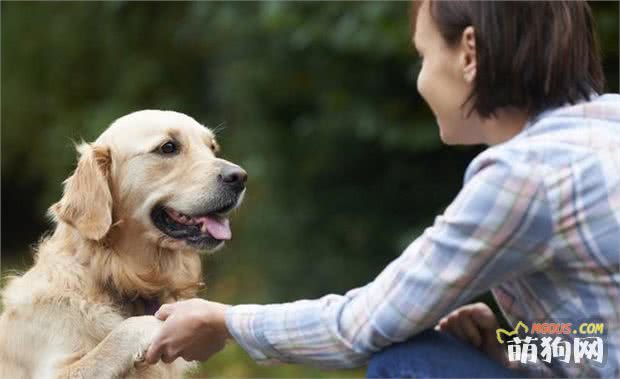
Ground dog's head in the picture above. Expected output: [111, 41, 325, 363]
[51, 110, 246, 253]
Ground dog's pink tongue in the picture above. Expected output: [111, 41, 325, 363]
[199, 216, 231, 240]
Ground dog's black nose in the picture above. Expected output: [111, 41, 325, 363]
[218, 166, 247, 191]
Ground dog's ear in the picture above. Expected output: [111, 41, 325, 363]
[51, 143, 113, 241]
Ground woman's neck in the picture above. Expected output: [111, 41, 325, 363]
[480, 108, 530, 146]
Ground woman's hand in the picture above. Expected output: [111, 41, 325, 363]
[435, 302, 509, 366]
[144, 298, 231, 364]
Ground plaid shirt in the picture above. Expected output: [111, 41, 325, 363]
[226, 94, 620, 378]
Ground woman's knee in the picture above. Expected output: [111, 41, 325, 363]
[366, 329, 523, 379]
[366, 329, 442, 378]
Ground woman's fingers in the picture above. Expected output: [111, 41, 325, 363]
[471, 303, 500, 330]
[457, 312, 483, 347]
[442, 310, 482, 348]
[155, 303, 175, 321]
[436, 303, 499, 348]
[435, 303, 510, 367]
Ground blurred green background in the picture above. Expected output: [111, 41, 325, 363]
[1, 1, 618, 378]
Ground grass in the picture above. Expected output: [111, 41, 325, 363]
[190, 344, 364, 378]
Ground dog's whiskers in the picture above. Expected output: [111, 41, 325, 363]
[209, 122, 227, 136]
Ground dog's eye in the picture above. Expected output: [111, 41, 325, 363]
[158, 141, 179, 155]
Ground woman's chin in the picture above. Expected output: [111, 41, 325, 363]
[438, 125, 481, 146]
[438, 126, 458, 145]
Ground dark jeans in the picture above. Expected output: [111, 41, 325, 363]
[366, 329, 527, 378]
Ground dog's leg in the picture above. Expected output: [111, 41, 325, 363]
[54, 316, 162, 379]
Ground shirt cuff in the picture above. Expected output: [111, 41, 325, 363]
[225, 304, 286, 365]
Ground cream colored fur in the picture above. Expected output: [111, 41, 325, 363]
[0, 110, 242, 378]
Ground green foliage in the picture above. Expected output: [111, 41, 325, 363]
[1, 2, 618, 376]
[190, 343, 365, 378]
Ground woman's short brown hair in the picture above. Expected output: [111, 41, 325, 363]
[410, 0, 605, 118]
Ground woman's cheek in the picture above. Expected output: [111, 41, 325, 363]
[416, 65, 430, 105]
[416, 65, 424, 95]
[417, 65, 437, 115]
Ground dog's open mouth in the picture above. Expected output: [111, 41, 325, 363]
[151, 204, 233, 250]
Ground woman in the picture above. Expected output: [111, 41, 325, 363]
[145, 1, 619, 378]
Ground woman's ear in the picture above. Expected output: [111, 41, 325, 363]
[51, 143, 113, 241]
[460, 26, 477, 83]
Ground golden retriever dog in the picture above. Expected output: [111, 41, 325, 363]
[0, 110, 246, 378]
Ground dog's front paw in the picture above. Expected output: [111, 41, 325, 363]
[134, 349, 146, 363]
[118, 315, 163, 361]
[133, 350, 151, 372]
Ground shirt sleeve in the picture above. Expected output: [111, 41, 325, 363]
[225, 152, 555, 369]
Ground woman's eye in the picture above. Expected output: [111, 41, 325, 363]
[159, 141, 179, 155]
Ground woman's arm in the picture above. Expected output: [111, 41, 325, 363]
[145, 151, 555, 368]
[225, 153, 555, 368]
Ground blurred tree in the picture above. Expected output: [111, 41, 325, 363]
[2, 1, 617, 377]
[1, 0, 617, 307]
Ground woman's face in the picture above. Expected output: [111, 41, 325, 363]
[414, 1, 483, 145]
